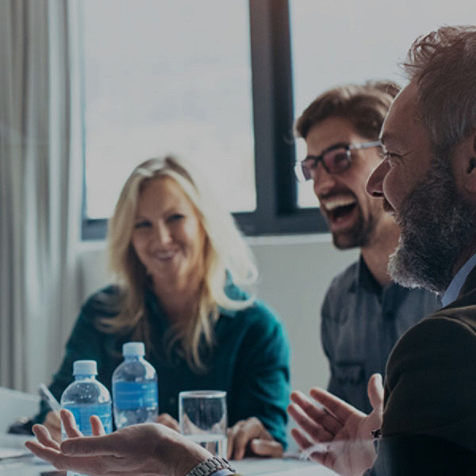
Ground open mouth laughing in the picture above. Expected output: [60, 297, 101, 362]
[321, 195, 358, 229]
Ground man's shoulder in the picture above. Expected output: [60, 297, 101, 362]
[326, 259, 360, 293]
[430, 291, 476, 331]
[383, 310, 476, 452]
[389, 308, 476, 358]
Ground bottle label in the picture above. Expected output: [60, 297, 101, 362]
[113, 381, 158, 410]
[63, 403, 112, 435]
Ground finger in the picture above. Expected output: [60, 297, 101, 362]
[45, 411, 62, 430]
[32, 425, 61, 450]
[156, 413, 180, 432]
[290, 391, 342, 435]
[308, 387, 365, 422]
[229, 418, 267, 460]
[25, 440, 61, 462]
[287, 403, 333, 442]
[90, 416, 106, 436]
[44, 412, 62, 443]
[60, 409, 83, 438]
[227, 420, 247, 459]
[367, 373, 384, 415]
[227, 420, 245, 459]
[250, 438, 283, 458]
[290, 428, 326, 466]
[43, 421, 62, 444]
[227, 427, 234, 459]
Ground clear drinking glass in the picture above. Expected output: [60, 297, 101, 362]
[179, 390, 227, 457]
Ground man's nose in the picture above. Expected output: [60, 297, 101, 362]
[366, 160, 389, 197]
[313, 163, 338, 198]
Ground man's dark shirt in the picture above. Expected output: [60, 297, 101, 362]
[321, 256, 440, 413]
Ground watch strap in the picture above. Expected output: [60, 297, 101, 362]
[185, 456, 236, 476]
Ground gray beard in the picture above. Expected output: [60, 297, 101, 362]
[388, 156, 476, 294]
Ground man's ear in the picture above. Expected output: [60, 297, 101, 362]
[461, 132, 476, 195]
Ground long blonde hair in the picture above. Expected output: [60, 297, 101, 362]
[101, 156, 258, 372]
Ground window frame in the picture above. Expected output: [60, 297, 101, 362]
[81, 0, 327, 240]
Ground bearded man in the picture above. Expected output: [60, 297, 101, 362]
[289, 25, 476, 475]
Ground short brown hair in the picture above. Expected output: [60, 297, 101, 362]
[403, 26, 476, 155]
[295, 80, 400, 140]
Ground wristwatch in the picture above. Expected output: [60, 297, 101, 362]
[185, 456, 236, 476]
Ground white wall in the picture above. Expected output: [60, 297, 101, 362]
[77, 234, 359, 395]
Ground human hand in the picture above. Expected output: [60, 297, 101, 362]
[156, 413, 180, 432]
[26, 409, 211, 476]
[288, 373, 383, 476]
[43, 410, 62, 443]
[227, 417, 283, 460]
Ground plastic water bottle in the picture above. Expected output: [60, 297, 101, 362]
[112, 341, 158, 429]
[61, 360, 112, 476]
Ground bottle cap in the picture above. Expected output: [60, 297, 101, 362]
[123, 342, 145, 357]
[73, 360, 98, 376]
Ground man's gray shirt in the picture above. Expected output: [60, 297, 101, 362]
[321, 255, 440, 413]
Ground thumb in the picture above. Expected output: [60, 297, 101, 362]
[367, 373, 384, 415]
[250, 439, 283, 458]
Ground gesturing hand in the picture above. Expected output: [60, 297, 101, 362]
[26, 409, 211, 476]
[288, 373, 383, 476]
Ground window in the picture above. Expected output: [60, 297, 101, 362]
[81, 0, 260, 238]
[82, 0, 474, 239]
[82, 0, 321, 239]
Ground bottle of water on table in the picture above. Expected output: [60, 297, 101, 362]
[112, 341, 158, 429]
[61, 360, 112, 476]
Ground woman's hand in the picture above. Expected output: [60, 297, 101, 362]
[43, 410, 62, 443]
[156, 413, 180, 432]
[227, 417, 283, 460]
[25, 409, 211, 476]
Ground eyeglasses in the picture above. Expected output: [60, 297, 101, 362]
[295, 141, 382, 182]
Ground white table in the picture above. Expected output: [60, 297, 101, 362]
[233, 456, 337, 475]
[0, 456, 337, 476]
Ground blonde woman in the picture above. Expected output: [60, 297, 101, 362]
[35, 157, 290, 459]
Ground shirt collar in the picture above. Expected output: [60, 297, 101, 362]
[441, 253, 476, 307]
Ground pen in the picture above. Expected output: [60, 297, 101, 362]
[38, 383, 61, 412]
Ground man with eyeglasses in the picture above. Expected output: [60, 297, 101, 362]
[294, 81, 439, 414]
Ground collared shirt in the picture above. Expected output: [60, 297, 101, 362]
[441, 253, 476, 307]
[35, 283, 290, 446]
[321, 256, 441, 413]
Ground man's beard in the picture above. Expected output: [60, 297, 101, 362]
[389, 155, 476, 294]
[331, 203, 376, 250]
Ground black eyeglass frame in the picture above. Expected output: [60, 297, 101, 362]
[295, 140, 382, 181]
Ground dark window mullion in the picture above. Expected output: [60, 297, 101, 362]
[247, 0, 280, 234]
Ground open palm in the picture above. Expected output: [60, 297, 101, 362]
[288, 373, 383, 476]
